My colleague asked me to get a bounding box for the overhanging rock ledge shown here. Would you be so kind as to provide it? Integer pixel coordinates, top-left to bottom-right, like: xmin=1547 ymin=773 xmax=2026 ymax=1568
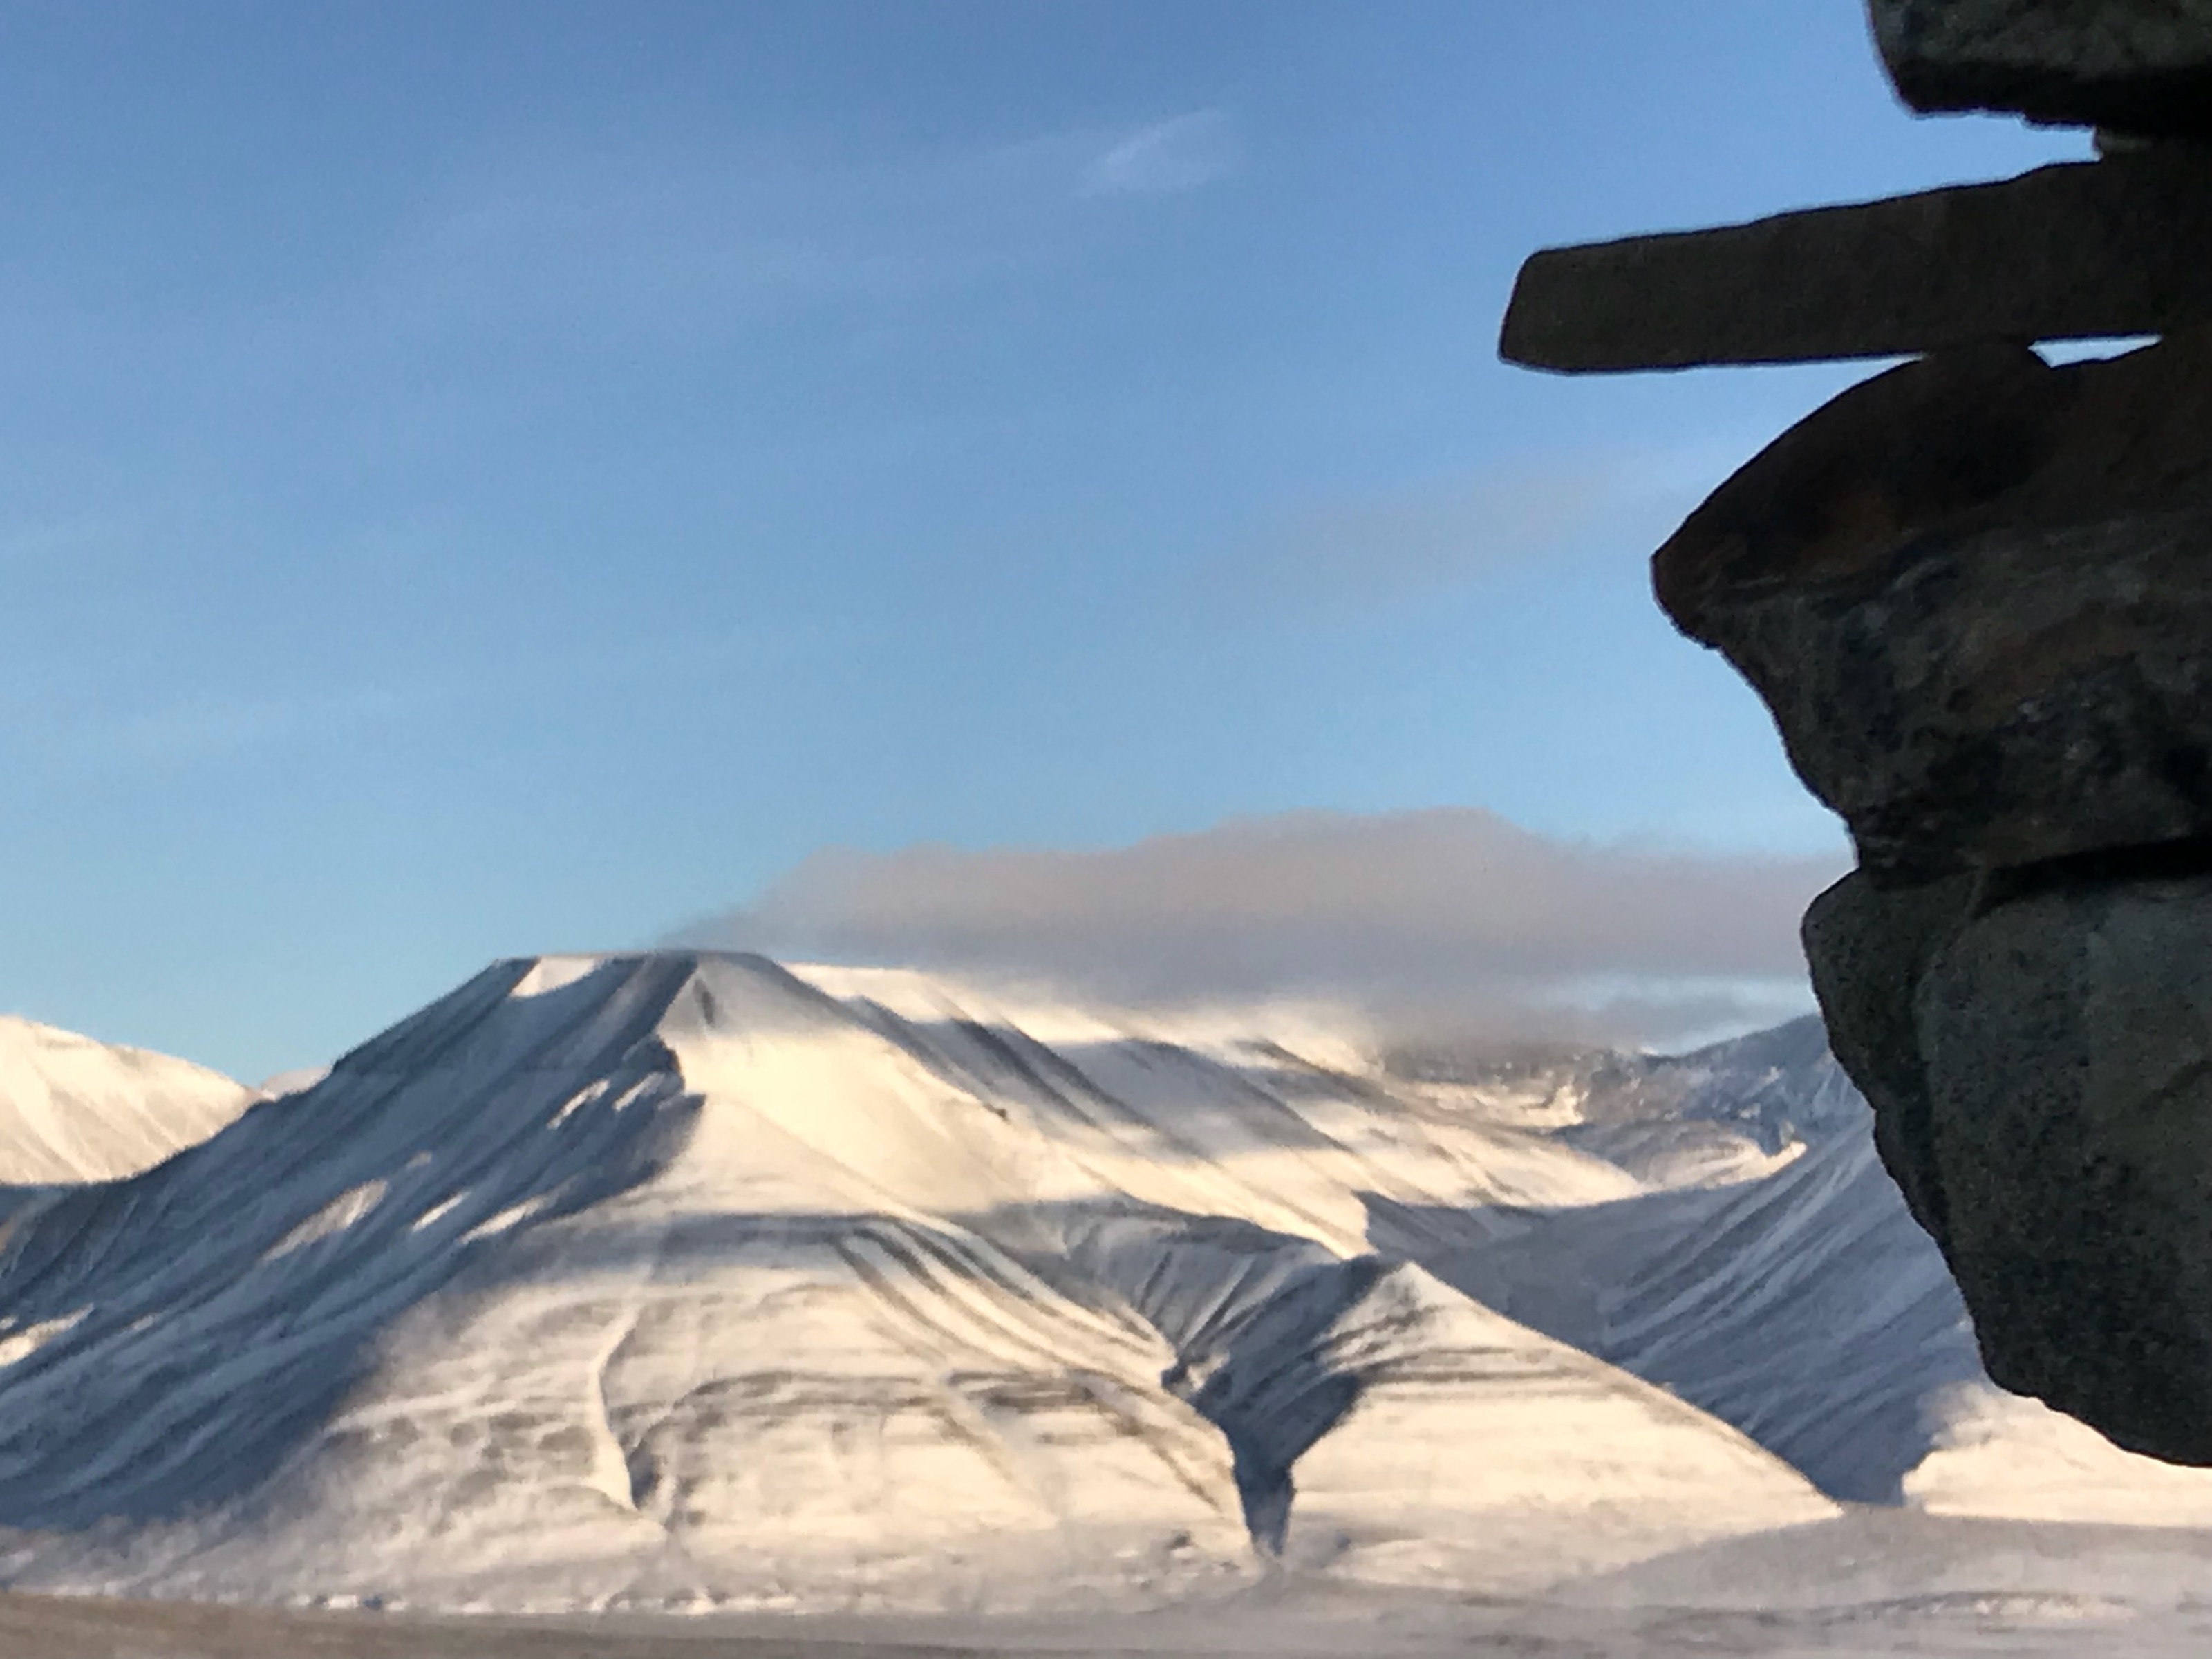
xmin=1500 ymin=1 xmax=2212 ymax=1463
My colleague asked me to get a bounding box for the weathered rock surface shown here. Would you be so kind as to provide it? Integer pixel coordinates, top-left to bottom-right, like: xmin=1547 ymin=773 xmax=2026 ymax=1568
xmin=1807 ymin=869 xmax=2212 ymax=1463
xmin=1503 ymin=0 xmax=2212 ymax=1472
xmin=1654 ymin=324 xmax=2212 ymax=1463
xmin=1799 ymin=871 xmax=1976 ymax=1259
xmin=1870 ymin=0 xmax=2212 ymax=138
xmin=1656 ymin=328 xmax=2212 ymax=881
xmin=1500 ymin=153 xmax=2212 ymax=373
xmin=1920 ymin=875 xmax=2212 ymax=1462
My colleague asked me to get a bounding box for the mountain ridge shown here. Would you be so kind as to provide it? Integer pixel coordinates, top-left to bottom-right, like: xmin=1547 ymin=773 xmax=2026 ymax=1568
xmin=0 ymin=952 xmax=1830 ymax=1611
xmin=0 ymin=1013 xmax=255 ymax=1185
xmin=1 ymin=950 xmax=2209 ymax=1615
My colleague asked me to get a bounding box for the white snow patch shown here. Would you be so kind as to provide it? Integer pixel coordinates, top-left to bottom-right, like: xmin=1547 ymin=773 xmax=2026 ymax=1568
xmin=511 ymin=956 xmax=606 ymax=998
xmin=0 ymin=1309 xmax=88 ymax=1369
xmin=458 ymin=1192 xmax=554 ymax=1242
xmin=263 ymin=1181 xmax=388 ymax=1261
xmin=0 ymin=1015 xmax=253 ymax=1182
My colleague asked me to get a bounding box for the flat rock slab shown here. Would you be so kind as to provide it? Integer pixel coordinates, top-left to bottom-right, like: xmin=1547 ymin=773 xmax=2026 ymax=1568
xmin=1499 ymin=151 xmax=2212 ymax=373
xmin=1871 ymin=0 xmax=2212 ymax=138
xmin=1652 ymin=329 xmax=2212 ymax=879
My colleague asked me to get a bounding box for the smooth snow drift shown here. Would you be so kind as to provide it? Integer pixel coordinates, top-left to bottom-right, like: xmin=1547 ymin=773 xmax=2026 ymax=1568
xmin=0 ymin=953 xmax=2206 ymax=1623
xmin=0 ymin=1015 xmax=254 ymax=1184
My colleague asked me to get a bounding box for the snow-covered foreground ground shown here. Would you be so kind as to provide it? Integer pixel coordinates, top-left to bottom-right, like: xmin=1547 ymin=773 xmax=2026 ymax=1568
xmin=2 ymin=952 xmax=2211 ymax=1653
xmin=10 ymin=1515 xmax=2212 ymax=1657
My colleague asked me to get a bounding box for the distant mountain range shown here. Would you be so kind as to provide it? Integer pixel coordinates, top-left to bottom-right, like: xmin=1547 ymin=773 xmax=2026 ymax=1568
xmin=0 ymin=955 xmax=2204 ymax=1615
xmin=0 ymin=1014 xmax=255 ymax=1185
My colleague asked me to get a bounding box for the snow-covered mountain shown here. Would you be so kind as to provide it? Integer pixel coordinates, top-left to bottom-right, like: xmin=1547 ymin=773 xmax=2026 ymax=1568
xmin=0 ymin=1015 xmax=254 ymax=1184
xmin=1374 ymin=1014 xmax=1863 ymax=1189
xmin=0 ymin=953 xmax=1831 ymax=1613
xmin=1376 ymin=1020 xmax=2212 ymax=1519
xmin=0 ymin=953 xmax=2206 ymax=1618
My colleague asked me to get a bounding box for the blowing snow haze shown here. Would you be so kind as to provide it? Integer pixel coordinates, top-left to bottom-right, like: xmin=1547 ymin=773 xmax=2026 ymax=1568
xmin=687 ymin=809 xmax=1845 ymax=1051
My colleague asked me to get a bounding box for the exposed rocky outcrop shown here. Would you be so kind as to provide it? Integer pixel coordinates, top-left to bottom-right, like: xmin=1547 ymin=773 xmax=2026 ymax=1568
xmin=1655 ymin=330 xmax=2212 ymax=881
xmin=1501 ymin=2 xmax=2212 ymax=1462
xmin=1501 ymin=152 xmax=2212 ymax=372
xmin=1808 ymin=869 xmax=2212 ymax=1463
xmin=1869 ymin=0 xmax=2212 ymax=138
xmin=1653 ymin=326 xmax=2212 ymax=1462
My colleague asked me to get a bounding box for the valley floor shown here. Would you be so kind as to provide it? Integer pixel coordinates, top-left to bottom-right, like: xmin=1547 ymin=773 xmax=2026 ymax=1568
xmin=12 ymin=1511 xmax=2212 ymax=1658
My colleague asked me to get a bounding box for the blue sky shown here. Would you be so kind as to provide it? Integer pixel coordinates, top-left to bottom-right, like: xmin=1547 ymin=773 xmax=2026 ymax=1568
xmin=0 ymin=1 xmax=2083 ymax=1079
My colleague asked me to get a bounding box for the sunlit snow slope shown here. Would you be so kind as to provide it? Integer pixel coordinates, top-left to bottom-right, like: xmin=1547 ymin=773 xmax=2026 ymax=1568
xmin=0 ymin=1015 xmax=254 ymax=1183
xmin=1376 ymin=1018 xmax=2212 ymax=1520
xmin=4 ymin=956 xmax=2206 ymax=1618
xmin=0 ymin=953 xmax=1834 ymax=1614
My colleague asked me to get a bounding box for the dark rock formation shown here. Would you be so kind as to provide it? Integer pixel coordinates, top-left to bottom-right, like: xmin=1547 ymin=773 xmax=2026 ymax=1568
xmin=1499 ymin=2 xmax=2212 ymax=1464
xmin=1808 ymin=868 xmax=2212 ymax=1462
xmin=1870 ymin=0 xmax=2212 ymax=138
xmin=1656 ymin=328 xmax=2212 ymax=1460
xmin=1501 ymin=151 xmax=2212 ymax=372
xmin=1655 ymin=329 xmax=2212 ymax=880
xmin=1799 ymin=871 xmax=1975 ymax=1259
xmin=1655 ymin=326 xmax=2212 ymax=1461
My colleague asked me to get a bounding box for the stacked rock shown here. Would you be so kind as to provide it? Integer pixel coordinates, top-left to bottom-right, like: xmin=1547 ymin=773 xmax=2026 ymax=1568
xmin=1501 ymin=1 xmax=2212 ymax=1464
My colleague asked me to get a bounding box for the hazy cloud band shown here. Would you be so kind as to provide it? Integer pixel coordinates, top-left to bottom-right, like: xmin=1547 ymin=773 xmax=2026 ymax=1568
xmin=680 ymin=809 xmax=1848 ymax=1050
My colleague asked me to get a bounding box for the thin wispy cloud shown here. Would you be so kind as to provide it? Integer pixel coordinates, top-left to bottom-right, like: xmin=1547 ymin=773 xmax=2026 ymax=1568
xmin=679 ymin=809 xmax=1848 ymax=1051
xmin=384 ymin=114 xmax=1241 ymax=351
xmin=1082 ymin=111 xmax=1240 ymax=197
xmin=369 ymin=140 xmax=1083 ymax=351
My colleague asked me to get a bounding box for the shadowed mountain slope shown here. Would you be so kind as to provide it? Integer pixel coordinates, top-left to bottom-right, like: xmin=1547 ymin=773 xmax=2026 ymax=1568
xmin=0 ymin=953 xmax=1833 ymax=1614
xmin=7 ymin=953 xmax=2209 ymax=1617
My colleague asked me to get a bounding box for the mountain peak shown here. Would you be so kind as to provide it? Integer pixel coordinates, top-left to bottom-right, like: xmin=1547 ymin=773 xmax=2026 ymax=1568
xmin=0 ymin=1013 xmax=254 ymax=1183
xmin=0 ymin=950 xmax=1830 ymax=1611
